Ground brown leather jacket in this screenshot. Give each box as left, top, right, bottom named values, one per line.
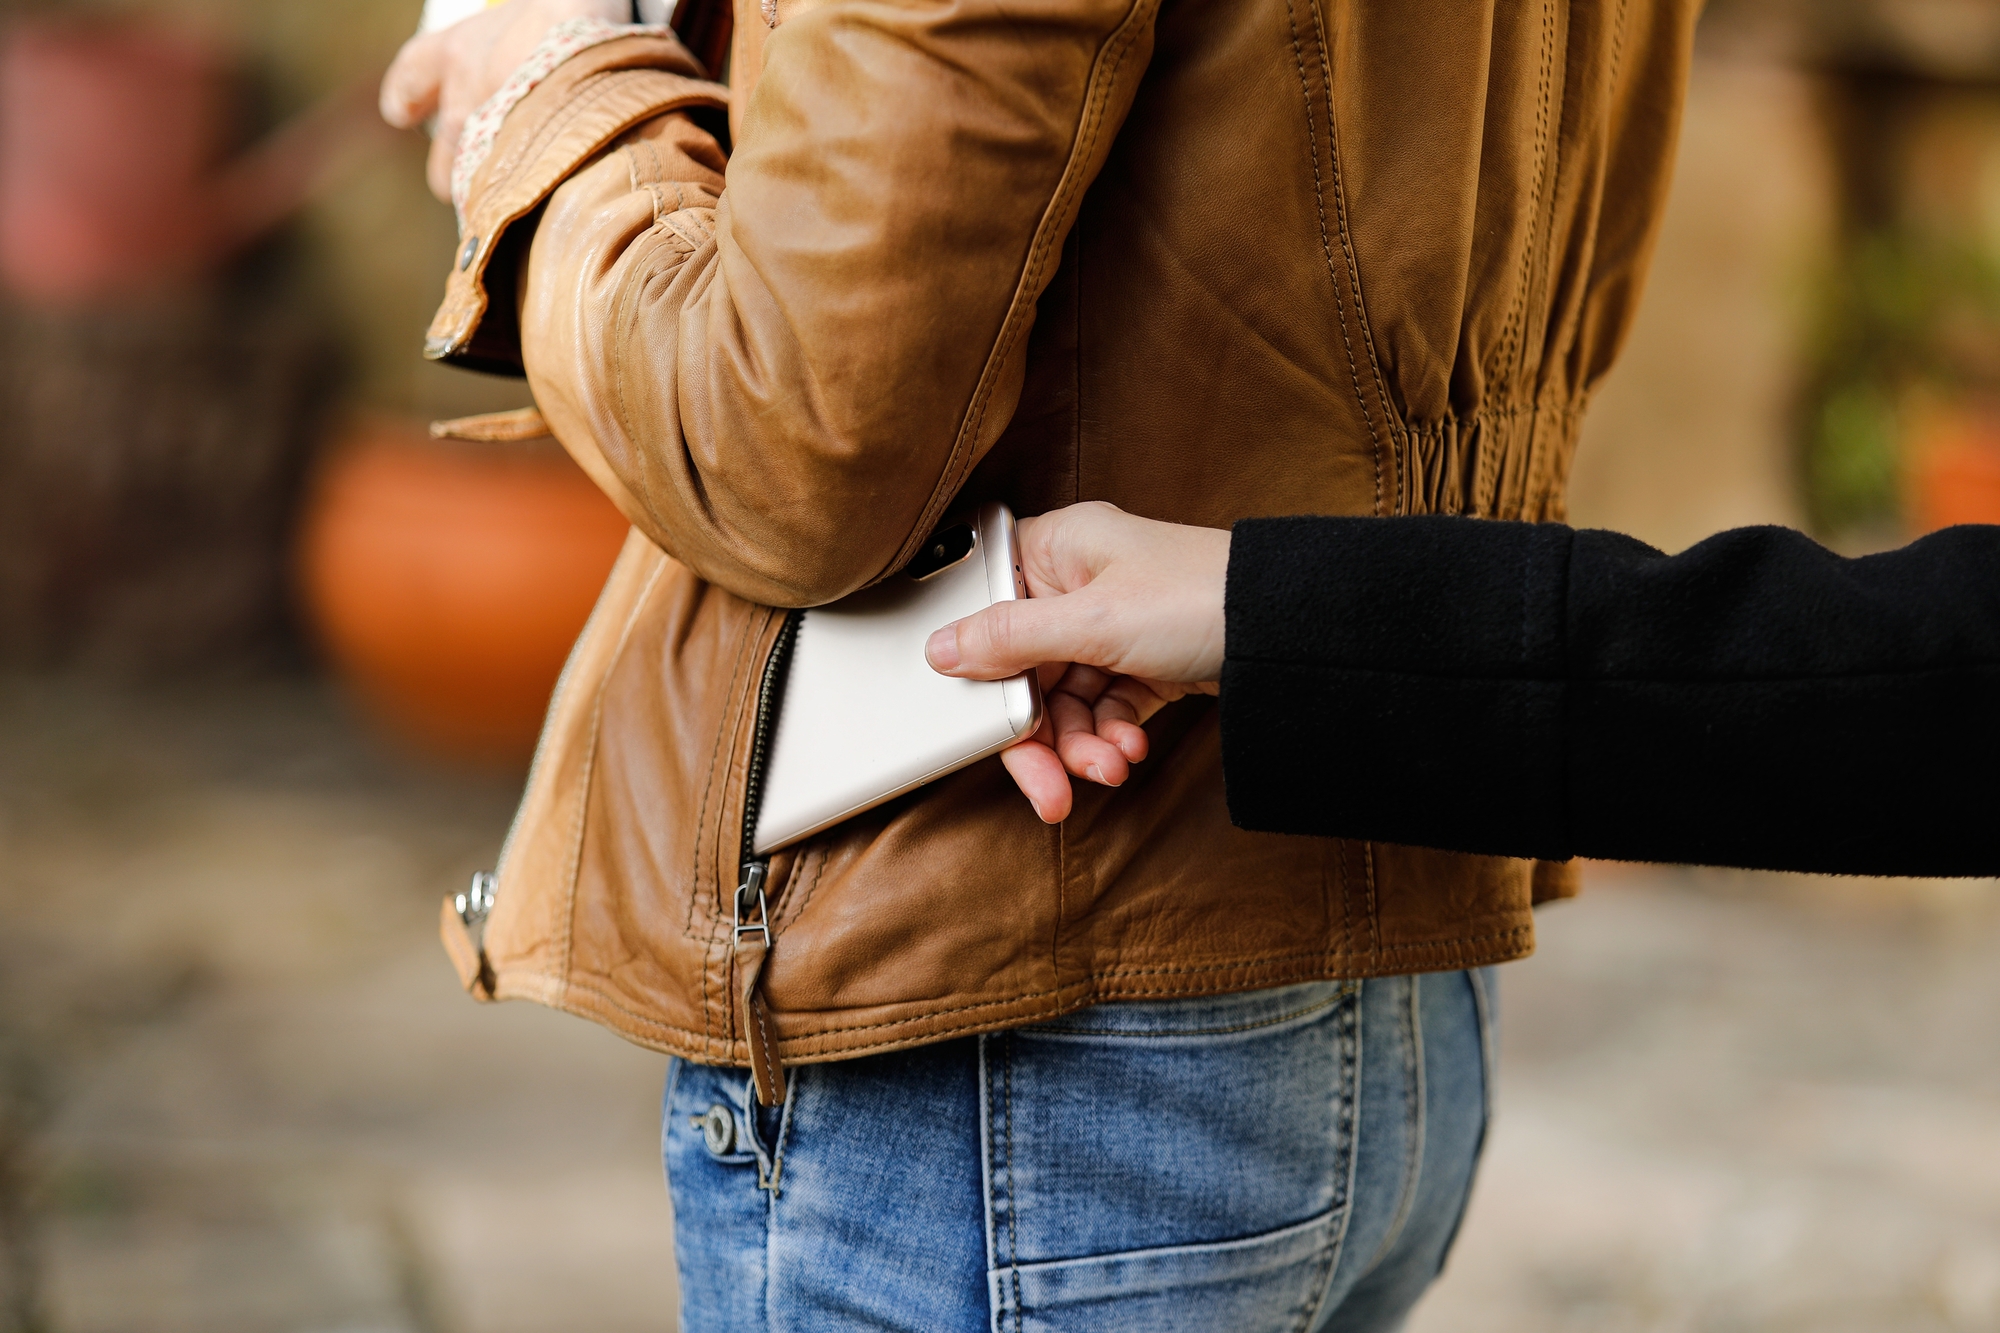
left=433, top=0, right=1700, bottom=1086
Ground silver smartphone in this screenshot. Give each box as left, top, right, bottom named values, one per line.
left=751, top=502, right=1044, bottom=855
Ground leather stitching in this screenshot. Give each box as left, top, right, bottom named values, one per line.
left=1362, top=842, right=1380, bottom=954
left=1484, top=0, right=1554, bottom=407
left=484, top=69, right=634, bottom=196
left=1089, top=928, right=1530, bottom=979
left=1529, top=4, right=1618, bottom=520
left=1475, top=3, right=1555, bottom=516
left=749, top=984, right=782, bottom=1103
left=722, top=610, right=786, bottom=884
left=710, top=611, right=777, bottom=1059
left=1337, top=837, right=1353, bottom=960
left=774, top=840, right=827, bottom=928
left=473, top=75, right=696, bottom=279
left=949, top=6, right=1145, bottom=517
left=1284, top=0, right=1385, bottom=519
left=571, top=980, right=1071, bottom=1044
left=891, top=0, right=1160, bottom=579
left=1054, top=820, right=1067, bottom=998
left=490, top=532, right=639, bottom=957
left=1070, top=229, right=1083, bottom=507
left=548, top=925, right=1535, bottom=1059
left=483, top=69, right=694, bottom=213
left=1611, top=0, right=1631, bottom=86
left=1522, top=33, right=1577, bottom=516
left=608, top=226, right=667, bottom=549
left=566, top=925, right=1534, bottom=1052
left=1320, top=837, right=1335, bottom=953
left=690, top=605, right=763, bottom=1058
left=622, top=139, right=654, bottom=189
left=556, top=550, right=669, bottom=1000
left=687, top=605, right=762, bottom=937
left=1306, top=0, right=1401, bottom=516
left=443, top=70, right=723, bottom=348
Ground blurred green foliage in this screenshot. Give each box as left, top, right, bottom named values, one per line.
left=1801, top=229, right=2000, bottom=533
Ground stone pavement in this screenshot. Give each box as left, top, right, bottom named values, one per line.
left=3, top=677, right=1997, bottom=1331
left=1414, top=865, right=2000, bottom=1333
left=0, top=678, right=676, bottom=1333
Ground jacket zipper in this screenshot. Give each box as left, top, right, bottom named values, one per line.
left=735, top=608, right=803, bottom=931
left=733, top=608, right=803, bottom=1110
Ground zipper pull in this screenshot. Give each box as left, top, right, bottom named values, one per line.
left=732, top=858, right=786, bottom=1107
left=732, top=860, right=770, bottom=949
left=456, top=871, right=495, bottom=924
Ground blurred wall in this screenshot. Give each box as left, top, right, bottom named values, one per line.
left=1569, top=56, right=1832, bottom=552
left=40, top=0, right=534, bottom=422
left=0, top=0, right=536, bottom=673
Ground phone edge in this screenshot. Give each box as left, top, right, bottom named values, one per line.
left=750, top=502, right=1045, bottom=856
left=980, top=501, right=1046, bottom=741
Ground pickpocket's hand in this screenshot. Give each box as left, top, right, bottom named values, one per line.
left=994, top=663, right=1197, bottom=823
left=380, top=0, right=630, bottom=201
left=926, top=502, right=1227, bottom=823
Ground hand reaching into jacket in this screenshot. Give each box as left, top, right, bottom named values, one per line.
left=926, top=502, right=1230, bottom=823
left=380, top=0, right=631, bottom=201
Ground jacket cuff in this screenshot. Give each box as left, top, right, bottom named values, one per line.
left=1218, top=515, right=1576, bottom=860
left=450, top=19, right=677, bottom=216
left=424, top=33, right=729, bottom=373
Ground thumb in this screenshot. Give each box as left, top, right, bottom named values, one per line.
left=380, top=30, right=447, bottom=129
left=928, top=595, right=1096, bottom=680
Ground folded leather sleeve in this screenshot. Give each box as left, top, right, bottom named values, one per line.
left=1220, top=517, right=2000, bottom=877
left=506, top=0, right=1157, bottom=607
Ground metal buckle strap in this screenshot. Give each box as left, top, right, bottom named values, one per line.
left=732, top=861, right=786, bottom=1106
left=732, top=861, right=771, bottom=949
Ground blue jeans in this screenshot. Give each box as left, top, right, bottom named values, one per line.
left=663, top=972, right=1495, bottom=1332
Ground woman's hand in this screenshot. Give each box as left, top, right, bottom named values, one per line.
left=380, top=0, right=631, bottom=201
left=926, top=501, right=1230, bottom=822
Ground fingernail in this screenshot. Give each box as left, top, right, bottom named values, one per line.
left=925, top=625, right=960, bottom=671
left=1087, top=764, right=1108, bottom=786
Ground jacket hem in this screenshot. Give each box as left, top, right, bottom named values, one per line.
left=473, top=923, right=1535, bottom=1067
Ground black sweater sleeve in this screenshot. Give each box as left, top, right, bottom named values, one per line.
left=1219, top=517, right=2000, bottom=877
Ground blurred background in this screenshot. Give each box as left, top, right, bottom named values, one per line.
left=2, top=0, right=2000, bottom=1329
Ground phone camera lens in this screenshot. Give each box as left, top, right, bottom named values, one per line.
left=907, top=522, right=977, bottom=579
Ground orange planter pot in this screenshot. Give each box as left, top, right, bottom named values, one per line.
left=1910, top=410, right=2000, bottom=534
left=298, top=421, right=630, bottom=763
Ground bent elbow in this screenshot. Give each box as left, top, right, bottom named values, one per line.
left=671, top=512, right=906, bottom=609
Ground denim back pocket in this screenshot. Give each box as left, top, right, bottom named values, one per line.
left=986, top=981, right=1361, bottom=1332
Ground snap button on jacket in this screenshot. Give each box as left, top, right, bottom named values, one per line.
left=430, top=0, right=1700, bottom=1069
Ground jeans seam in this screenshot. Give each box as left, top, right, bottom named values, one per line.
left=767, top=1072, right=797, bottom=1196
left=983, top=1032, right=1021, bottom=1332
left=661, top=1058, right=685, bottom=1332
left=1300, top=981, right=1362, bottom=1330
left=1471, top=967, right=1498, bottom=1126
left=978, top=1035, right=998, bottom=1322
left=1017, top=985, right=1357, bottom=1040
left=661, top=1056, right=683, bottom=1178
left=1396, top=975, right=1429, bottom=1260
left=1356, top=978, right=1427, bottom=1283
left=1006, top=1035, right=1021, bottom=1333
